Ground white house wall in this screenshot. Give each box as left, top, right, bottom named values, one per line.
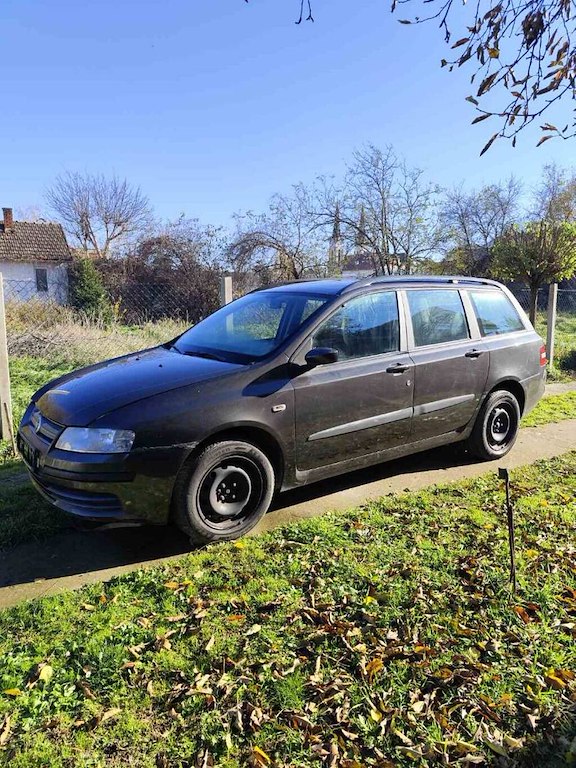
left=0, top=261, right=69, bottom=304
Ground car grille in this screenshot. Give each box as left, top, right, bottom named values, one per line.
left=30, top=407, right=64, bottom=447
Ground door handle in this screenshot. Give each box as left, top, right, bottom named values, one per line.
left=465, top=349, right=483, bottom=358
left=386, top=363, right=410, bottom=374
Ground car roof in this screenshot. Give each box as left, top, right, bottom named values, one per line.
left=256, top=275, right=502, bottom=297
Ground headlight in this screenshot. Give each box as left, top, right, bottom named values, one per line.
left=55, top=428, right=135, bottom=454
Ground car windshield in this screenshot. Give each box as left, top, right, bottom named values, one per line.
left=173, top=290, right=331, bottom=363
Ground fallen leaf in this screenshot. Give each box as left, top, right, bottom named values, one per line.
left=397, top=746, right=424, bottom=759
left=0, top=715, right=11, bottom=747
left=39, top=664, right=54, bottom=684
left=2, top=689, right=21, bottom=697
left=252, top=745, right=271, bottom=765
left=544, top=671, right=566, bottom=690
left=100, top=707, right=121, bottom=724
left=513, top=605, right=540, bottom=624
left=205, top=635, right=215, bottom=652
left=78, top=681, right=96, bottom=700
left=246, top=624, right=262, bottom=636
left=365, top=657, right=384, bottom=681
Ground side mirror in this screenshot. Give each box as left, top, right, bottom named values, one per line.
left=305, top=347, right=339, bottom=367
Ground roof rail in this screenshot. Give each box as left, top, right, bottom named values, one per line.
left=342, top=275, right=498, bottom=292
left=247, top=277, right=353, bottom=294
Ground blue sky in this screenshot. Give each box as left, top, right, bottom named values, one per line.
left=1, top=0, right=573, bottom=227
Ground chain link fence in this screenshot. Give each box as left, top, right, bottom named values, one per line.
left=509, top=287, right=576, bottom=317
left=3, top=277, right=217, bottom=370
left=509, top=287, right=576, bottom=373
left=2, top=277, right=575, bottom=368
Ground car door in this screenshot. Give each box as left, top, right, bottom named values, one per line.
left=292, top=290, right=414, bottom=473
left=402, top=287, right=489, bottom=442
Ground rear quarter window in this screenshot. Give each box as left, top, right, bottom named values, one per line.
left=469, top=290, right=525, bottom=336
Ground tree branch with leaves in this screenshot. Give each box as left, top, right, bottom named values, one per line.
left=280, top=0, right=575, bottom=148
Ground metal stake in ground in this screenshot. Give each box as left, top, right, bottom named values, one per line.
left=498, top=467, right=516, bottom=594
left=0, top=273, right=13, bottom=442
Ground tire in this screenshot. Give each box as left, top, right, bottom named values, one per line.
left=467, top=390, right=521, bottom=461
left=172, top=440, right=275, bottom=545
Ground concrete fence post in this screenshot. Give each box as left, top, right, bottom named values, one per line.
left=546, top=282, right=558, bottom=368
left=0, top=273, right=13, bottom=441
left=219, top=275, right=233, bottom=307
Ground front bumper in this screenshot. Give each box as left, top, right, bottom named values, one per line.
left=17, top=415, right=191, bottom=525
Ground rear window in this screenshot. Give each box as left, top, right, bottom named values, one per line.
left=469, top=290, right=525, bottom=336
left=407, top=289, right=469, bottom=347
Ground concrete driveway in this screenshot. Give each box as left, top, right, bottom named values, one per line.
left=0, top=412, right=574, bottom=610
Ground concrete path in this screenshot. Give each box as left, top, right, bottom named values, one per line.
left=0, top=416, right=574, bottom=610
left=545, top=381, right=576, bottom=395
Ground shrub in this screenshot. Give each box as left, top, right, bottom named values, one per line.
left=69, top=258, right=114, bottom=323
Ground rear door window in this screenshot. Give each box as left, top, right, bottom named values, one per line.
left=469, top=290, right=525, bottom=336
left=407, top=289, right=469, bottom=347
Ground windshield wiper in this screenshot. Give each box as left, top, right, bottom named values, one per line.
left=182, top=350, right=226, bottom=362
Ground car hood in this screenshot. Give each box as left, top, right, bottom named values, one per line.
left=35, top=347, right=245, bottom=426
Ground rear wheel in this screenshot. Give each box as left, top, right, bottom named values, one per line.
left=173, top=440, right=275, bottom=545
left=467, top=390, right=521, bottom=460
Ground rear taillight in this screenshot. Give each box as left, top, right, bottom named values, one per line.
left=540, top=345, right=547, bottom=366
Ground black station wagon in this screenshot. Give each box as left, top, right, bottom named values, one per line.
left=18, top=276, right=546, bottom=544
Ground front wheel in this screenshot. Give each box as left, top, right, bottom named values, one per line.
left=467, top=390, right=521, bottom=461
left=172, top=440, right=275, bottom=545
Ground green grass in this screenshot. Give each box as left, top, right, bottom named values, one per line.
left=523, top=390, right=576, bottom=427
left=0, top=454, right=575, bottom=767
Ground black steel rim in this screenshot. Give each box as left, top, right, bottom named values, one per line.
left=195, top=455, right=265, bottom=532
left=486, top=402, right=517, bottom=451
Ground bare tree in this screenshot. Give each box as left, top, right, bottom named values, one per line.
left=15, top=204, right=47, bottom=222
left=100, top=217, right=224, bottom=323
left=326, top=144, right=443, bottom=275
left=228, top=184, right=327, bottom=284
left=46, top=172, right=152, bottom=259
left=279, top=1, right=575, bottom=147
left=531, top=162, right=576, bottom=222
left=440, top=177, right=522, bottom=274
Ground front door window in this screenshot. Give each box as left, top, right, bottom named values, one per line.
left=311, top=291, right=400, bottom=360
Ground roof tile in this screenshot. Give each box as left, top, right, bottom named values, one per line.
left=0, top=221, right=72, bottom=263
